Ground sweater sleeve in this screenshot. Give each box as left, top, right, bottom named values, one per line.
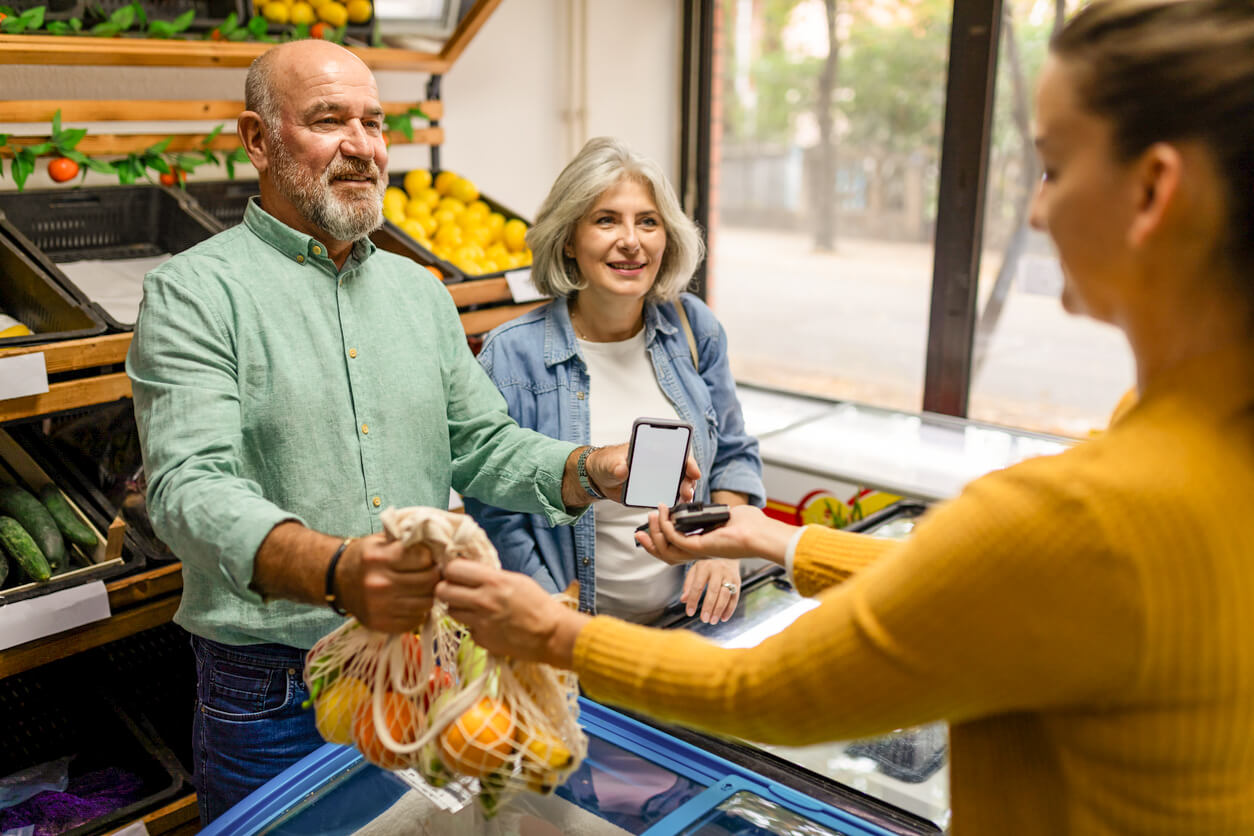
left=790, top=526, right=899, bottom=596
left=573, top=454, right=1145, bottom=746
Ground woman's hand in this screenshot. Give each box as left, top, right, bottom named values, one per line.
left=436, top=559, right=591, bottom=669
left=680, top=558, right=742, bottom=623
left=636, top=503, right=796, bottom=566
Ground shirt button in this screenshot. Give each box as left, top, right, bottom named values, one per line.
left=361, top=424, right=369, bottom=434
left=312, top=245, right=322, bottom=256
left=287, top=667, right=296, bottom=676
left=349, top=348, right=358, bottom=359
left=577, top=392, right=585, bottom=400
left=296, top=254, right=305, bottom=264
left=373, top=496, right=381, bottom=508
left=582, top=557, right=590, bottom=565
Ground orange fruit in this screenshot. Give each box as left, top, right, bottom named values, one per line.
left=354, top=691, right=421, bottom=770
left=426, top=264, right=443, bottom=280
left=438, top=697, right=516, bottom=778
left=48, top=157, right=79, bottom=183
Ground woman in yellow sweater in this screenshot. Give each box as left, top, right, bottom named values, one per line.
left=436, top=1, right=1254, bottom=832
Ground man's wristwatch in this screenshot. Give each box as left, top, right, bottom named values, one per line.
left=576, top=445, right=604, bottom=499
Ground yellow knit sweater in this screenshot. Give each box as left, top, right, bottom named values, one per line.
left=574, top=342, right=1254, bottom=835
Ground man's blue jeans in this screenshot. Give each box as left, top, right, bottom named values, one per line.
left=191, top=635, right=325, bottom=825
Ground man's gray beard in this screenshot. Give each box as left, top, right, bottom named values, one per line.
left=269, top=139, right=385, bottom=242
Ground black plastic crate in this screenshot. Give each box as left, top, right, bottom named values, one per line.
left=386, top=168, right=533, bottom=283
left=0, top=661, right=187, bottom=835
left=0, top=226, right=106, bottom=348
left=87, top=0, right=248, bottom=31
left=5, top=0, right=85, bottom=21
left=181, top=177, right=463, bottom=283
left=0, top=185, right=221, bottom=331
left=10, top=406, right=174, bottom=567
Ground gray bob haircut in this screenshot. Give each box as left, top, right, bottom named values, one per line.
left=526, top=137, right=705, bottom=301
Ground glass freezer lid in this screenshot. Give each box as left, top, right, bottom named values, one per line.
left=205, top=699, right=915, bottom=836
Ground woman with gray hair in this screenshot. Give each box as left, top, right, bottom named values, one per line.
left=463, top=137, right=765, bottom=625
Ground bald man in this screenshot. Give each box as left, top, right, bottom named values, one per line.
left=126, top=40, right=644, bottom=822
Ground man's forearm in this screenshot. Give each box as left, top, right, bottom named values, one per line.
left=251, top=521, right=339, bottom=606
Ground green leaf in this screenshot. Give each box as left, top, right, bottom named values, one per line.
left=24, top=142, right=54, bottom=156
left=224, top=155, right=235, bottom=179
left=61, top=149, right=89, bottom=164
left=19, top=6, right=44, bottom=28
left=69, top=16, right=81, bottom=30
left=115, top=161, right=136, bottom=185
left=146, top=155, right=171, bottom=174
left=1, top=18, right=28, bottom=33
left=218, top=11, right=237, bottom=33
left=0, top=133, right=9, bottom=147
left=90, top=21, right=120, bottom=35
left=13, top=149, right=36, bottom=190
left=146, top=136, right=173, bottom=155
left=246, top=14, right=267, bottom=37
left=169, top=8, right=194, bottom=31
left=147, top=19, right=175, bottom=37
left=45, top=20, right=69, bottom=33
left=55, top=128, right=86, bottom=151
left=51, top=109, right=62, bottom=137
left=290, top=21, right=308, bottom=39
left=410, top=106, right=430, bottom=121
left=201, top=123, right=224, bottom=147
left=85, top=156, right=114, bottom=175
left=109, top=3, right=134, bottom=28
left=226, top=27, right=248, bottom=40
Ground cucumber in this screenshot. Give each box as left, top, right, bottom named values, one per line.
left=39, top=484, right=99, bottom=550
left=0, top=515, right=51, bottom=582
left=0, top=485, right=66, bottom=574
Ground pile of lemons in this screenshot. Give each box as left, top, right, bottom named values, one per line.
left=259, top=0, right=371, bottom=28
left=384, top=169, right=533, bottom=277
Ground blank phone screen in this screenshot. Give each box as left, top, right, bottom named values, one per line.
left=624, top=422, right=691, bottom=507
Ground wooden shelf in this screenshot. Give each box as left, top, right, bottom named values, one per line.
left=0, top=563, right=184, bottom=680
left=104, top=792, right=200, bottom=836
left=0, top=34, right=450, bottom=72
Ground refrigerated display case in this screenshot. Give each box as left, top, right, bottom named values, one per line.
left=650, top=501, right=949, bottom=830
left=200, top=697, right=937, bottom=836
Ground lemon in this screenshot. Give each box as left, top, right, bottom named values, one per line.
left=434, top=170, right=460, bottom=196
left=383, top=206, right=406, bottom=225
left=449, top=176, right=479, bottom=204
left=434, top=225, right=464, bottom=248
left=289, top=1, right=316, bottom=24
left=436, top=196, right=466, bottom=217
left=346, top=0, right=372, bottom=22
left=317, top=0, right=348, bottom=26
left=502, top=218, right=527, bottom=253
left=405, top=197, right=432, bottom=219
left=400, top=217, right=428, bottom=242
left=315, top=676, right=370, bottom=745
left=485, top=212, right=506, bottom=242
left=431, top=208, right=458, bottom=229
left=415, top=187, right=440, bottom=211
left=485, top=242, right=508, bottom=262
left=384, top=186, right=408, bottom=208
left=262, top=1, right=290, bottom=23
left=419, top=214, right=438, bottom=237
left=480, top=258, right=501, bottom=274
left=520, top=248, right=533, bottom=266
left=463, top=202, right=489, bottom=226
left=403, top=169, right=432, bottom=197
left=468, top=225, right=493, bottom=248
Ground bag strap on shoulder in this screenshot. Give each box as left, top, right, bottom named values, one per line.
left=673, top=299, right=699, bottom=372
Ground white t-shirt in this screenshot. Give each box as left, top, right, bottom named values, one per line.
left=580, top=330, right=686, bottom=622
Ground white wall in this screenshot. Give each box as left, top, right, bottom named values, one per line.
left=1, top=0, right=681, bottom=217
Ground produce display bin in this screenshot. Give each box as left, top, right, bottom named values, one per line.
left=0, top=660, right=188, bottom=836
left=0, top=429, right=131, bottom=609
left=179, top=179, right=463, bottom=282
left=88, top=0, right=248, bottom=32
left=6, top=0, right=85, bottom=21
left=385, top=168, right=532, bottom=283
left=0, top=225, right=106, bottom=348
left=0, top=185, right=221, bottom=331
left=11, top=412, right=174, bottom=568
left=201, top=697, right=931, bottom=836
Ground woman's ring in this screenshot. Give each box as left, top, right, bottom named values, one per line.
left=722, top=581, right=738, bottom=593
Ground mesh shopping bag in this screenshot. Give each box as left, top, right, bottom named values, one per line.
left=303, top=506, right=587, bottom=815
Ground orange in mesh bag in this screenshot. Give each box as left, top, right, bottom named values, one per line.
left=303, top=506, right=587, bottom=816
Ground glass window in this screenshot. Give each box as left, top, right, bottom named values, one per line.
left=708, top=0, right=953, bottom=413
left=967, top=0, right=1134, bottom=437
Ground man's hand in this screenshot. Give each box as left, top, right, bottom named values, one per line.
left=562, top=443, right=701, bottom=507
left=333, top=534, right=439, bottom=634
left=436, top=559, right=590, bottom=669
left=252, top=522, right=438, bottom=634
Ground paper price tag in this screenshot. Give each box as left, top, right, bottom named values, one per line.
left=505, top=269, right=547, bottom=304
left=0, top=353, right=49, bottom=401
left=395, top=768, right=476, bottom=813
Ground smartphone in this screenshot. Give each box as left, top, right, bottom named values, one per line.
left=622, top=417, right=694, bottom=508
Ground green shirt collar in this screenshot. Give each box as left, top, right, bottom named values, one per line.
left=243, top=196, right=377, bottom=275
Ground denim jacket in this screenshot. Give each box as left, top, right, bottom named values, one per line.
left=463, top=293, right=765, bottom=613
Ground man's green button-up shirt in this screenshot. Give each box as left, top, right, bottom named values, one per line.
left=127, top=199, right=577, bottom=649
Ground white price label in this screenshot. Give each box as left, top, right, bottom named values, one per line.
left=0, top=353, right=49, bottom=401
left=505, top=269, right=547, bottom=304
